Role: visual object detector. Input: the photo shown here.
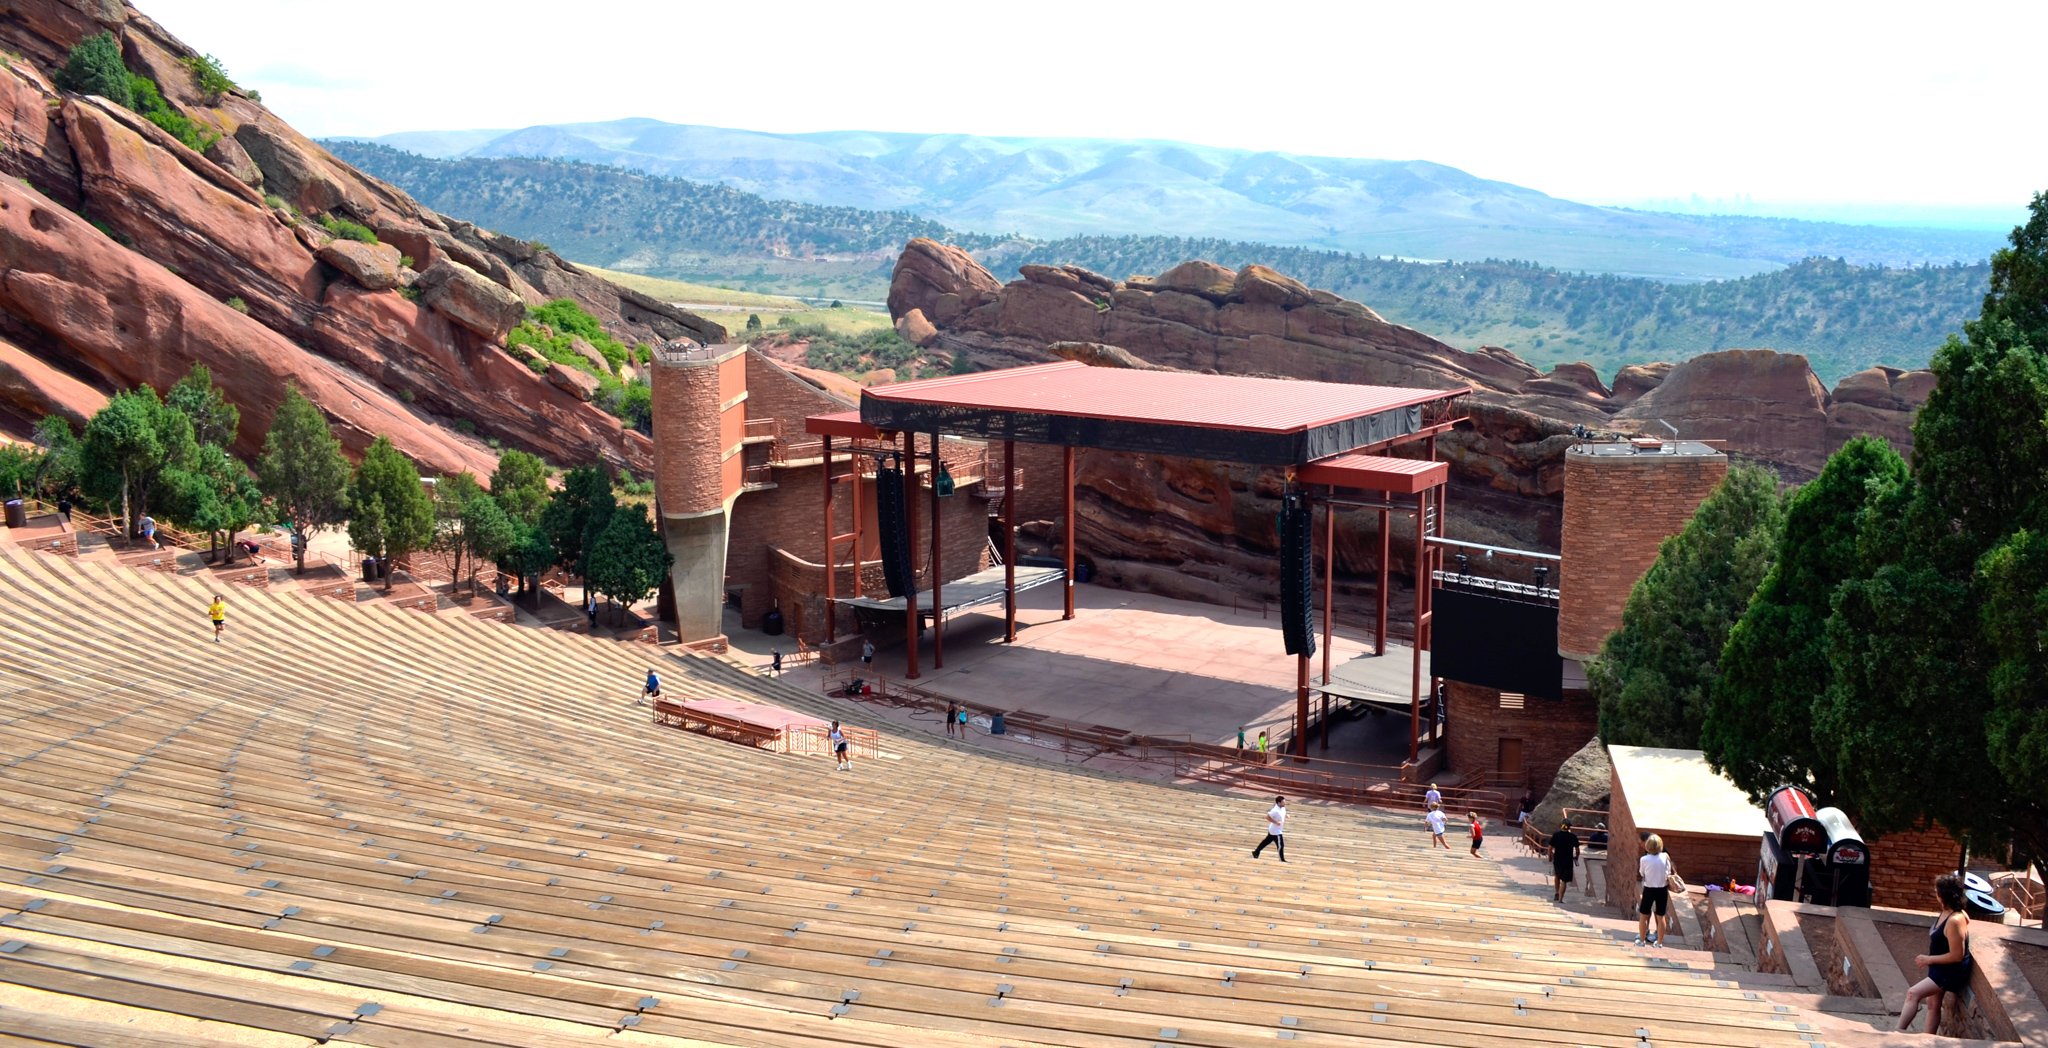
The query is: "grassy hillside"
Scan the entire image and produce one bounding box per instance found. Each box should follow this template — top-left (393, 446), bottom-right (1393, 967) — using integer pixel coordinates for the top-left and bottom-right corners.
top-left (575, 266), bottom-right (805, 308)
top-left (334, 142), bottom-right (1988, 384)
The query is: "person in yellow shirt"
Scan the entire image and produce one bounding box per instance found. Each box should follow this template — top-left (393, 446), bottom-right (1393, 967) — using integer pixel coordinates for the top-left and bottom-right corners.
top-left (208, 594), bottom-right (226, 643)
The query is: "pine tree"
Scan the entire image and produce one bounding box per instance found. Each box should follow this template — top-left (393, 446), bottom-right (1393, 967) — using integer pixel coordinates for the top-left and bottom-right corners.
top-left (1590, 464), bottom-right (1785, 748)
top-left (258, 387), bottom-right (351, 574)
top-left (53, 32), bottom-right (133, 109)
top-left (488, 449), bottom-right (551, 526)
top-left (80, 387), bottom-right (196, 540)
top-left (347, 437), bottom-right (435, 592)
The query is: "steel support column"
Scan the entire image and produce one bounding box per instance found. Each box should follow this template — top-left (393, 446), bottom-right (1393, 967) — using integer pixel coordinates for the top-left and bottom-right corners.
top-left (1409, 488), bottom-right (1427, 762)
top-left (930, 430), bottom-right (944, 670)
top-left (1321, 492), bottom-right (1335, 752)
top-left (1003, 439), bottom-right (1017, 643)
top-left (903, 430), bottom-right (920, 680)
top-left (1063, 445), bottom-right (1076, 621)
top-left (822, 435), bottom-right (835, 644)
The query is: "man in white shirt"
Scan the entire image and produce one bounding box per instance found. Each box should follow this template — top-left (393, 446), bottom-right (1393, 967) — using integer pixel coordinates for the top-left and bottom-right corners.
top-left (1251, 796), bottom-right (1288, 862)
top-left (1636, 833), bottom-right (1675, 947)
top-left (1426, 803), bottom-right (1449, 849)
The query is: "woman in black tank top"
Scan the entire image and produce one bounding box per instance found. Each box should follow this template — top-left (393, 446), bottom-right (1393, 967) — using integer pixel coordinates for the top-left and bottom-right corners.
top-left (1897, 873), bottom-right (1972, 1034)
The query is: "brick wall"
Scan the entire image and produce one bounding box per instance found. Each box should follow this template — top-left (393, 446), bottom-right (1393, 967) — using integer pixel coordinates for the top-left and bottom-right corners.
top-left (744, 349), bottom-right (848, 428)
top-left (1557, 445), bottom-right (1727, 659)
top-left (1442, 681), bottom-right (1597, 798)
top-left (651, 348), bottom-right (742, 515)
top-left (1866, 822), bottom-right (1960, 910)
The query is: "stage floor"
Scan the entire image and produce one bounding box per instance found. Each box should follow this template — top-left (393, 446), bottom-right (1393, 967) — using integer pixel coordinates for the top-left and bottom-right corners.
top-left (826, 581), bottom-right (1420, 751)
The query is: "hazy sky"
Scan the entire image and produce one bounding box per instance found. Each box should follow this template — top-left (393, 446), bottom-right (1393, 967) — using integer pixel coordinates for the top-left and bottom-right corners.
top-left (147, 0), bottom-right (2044, 215)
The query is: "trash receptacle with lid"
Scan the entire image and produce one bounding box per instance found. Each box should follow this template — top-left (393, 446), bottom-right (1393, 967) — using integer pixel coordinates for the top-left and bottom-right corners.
top-left (3, 499), bottom-right (24, 529)
top-left (990, 713), bottom-right (1006, 735)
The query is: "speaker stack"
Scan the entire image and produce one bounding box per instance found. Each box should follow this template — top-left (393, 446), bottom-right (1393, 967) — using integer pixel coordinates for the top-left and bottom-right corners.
top-left (875, 457), bottom-right (913, 599)
top-left (1279, 492), bottom-right (1315, 657)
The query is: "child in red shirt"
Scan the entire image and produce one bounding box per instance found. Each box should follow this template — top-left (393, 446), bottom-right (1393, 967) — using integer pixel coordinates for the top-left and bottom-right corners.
top-left (1468, 812), bottom-right (1485, 857)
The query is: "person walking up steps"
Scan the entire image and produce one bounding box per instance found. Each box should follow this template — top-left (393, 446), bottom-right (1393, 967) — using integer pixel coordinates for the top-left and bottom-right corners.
top-left (1426, 802), bottom-right (1449, 849)
top-left (1898, 873), bottom-right (1973, 1034)
top-left (1424, 782), bottom-right (1442, 808)
top-left (207, 593), bottom-right (226, 643)
top-left (1468, 812), bottom-right (1486, 857)
top-left (1550, 818), bottom-right (1580, 901)
top-left (1251, 796), bottom-right (1287, 862)
top-left (861, 638), bottom-right (874, 667)
top-left (641, 668), bottom-right (661, 706)
top-left (1636, 833), bottom-right (1676, 947)
top-left (770, 649), bottom-right (783, 676)
top-left (829, 720), bottom-right (851, 771)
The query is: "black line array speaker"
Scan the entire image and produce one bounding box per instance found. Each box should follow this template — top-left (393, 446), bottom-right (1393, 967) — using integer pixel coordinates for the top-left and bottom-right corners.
top-left (875, 459), bottom-right (913, 598)
top-left (1279, 493), bottom-right (1315, 657)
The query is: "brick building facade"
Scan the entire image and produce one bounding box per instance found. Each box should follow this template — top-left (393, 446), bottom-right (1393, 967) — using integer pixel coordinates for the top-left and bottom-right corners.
top-left (1604, 747), bottom-right (1768, 914)
top-left (1442, 681), bottom-right (1599, 798)
top-left (1557, 441), bottom-right (1728, 660)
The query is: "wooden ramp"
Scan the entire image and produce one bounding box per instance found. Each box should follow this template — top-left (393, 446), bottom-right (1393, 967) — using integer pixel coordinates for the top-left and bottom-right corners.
top-left (0, 539), bottom-right (1901, 1046)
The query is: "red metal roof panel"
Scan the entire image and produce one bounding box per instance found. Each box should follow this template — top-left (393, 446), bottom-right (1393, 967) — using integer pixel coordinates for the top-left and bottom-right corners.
top-left (1297, 453), bottom-right (1449, 494)
top-left (864, 361), bottom-right (1461, 434)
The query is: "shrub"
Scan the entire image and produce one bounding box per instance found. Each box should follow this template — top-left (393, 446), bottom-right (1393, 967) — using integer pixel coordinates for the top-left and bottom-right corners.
top-left (486, 437), bottom-right (503, 450)
top-left (399, 254), bottom-right (415, 269)
top-left (619, 379), bottom-right (653, 433)
top-left (398, 285), bottom-right (422, 303)
top-left (263, 193), bottom-right (287, 211)
top-left (125, 74), bottom-right (217, 153)
top-left (318, 214), bottom-right (378, 244)
top-left (745, 313), bottom-right (763, 332)
top-left (54, 33), bottom-right (131, 108)
top-left (180, 53), bottom-right (235, 102)
top-left (397, 388), bottom-right (415, 403)
top-left (453, 419), bottom-right (476, 435)
top-left (225, 296), bottom-right (248, 314)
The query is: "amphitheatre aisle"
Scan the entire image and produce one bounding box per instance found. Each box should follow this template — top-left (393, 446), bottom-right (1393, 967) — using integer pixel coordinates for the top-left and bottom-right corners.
top-left (0, 540), bottom-right (1916, 1046)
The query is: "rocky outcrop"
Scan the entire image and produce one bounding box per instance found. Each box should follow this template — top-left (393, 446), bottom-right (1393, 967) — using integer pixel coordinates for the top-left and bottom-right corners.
top-left (894, 238), bottom-right (1937, 605)
top-left (0, 3), bottom-right (721, 480)
top-left (1531, 736), bottom-right (1612, 833)
top-left (414, 259), bottom-right (525, 341)
top-left (318, 239), bottom-right (403, 291)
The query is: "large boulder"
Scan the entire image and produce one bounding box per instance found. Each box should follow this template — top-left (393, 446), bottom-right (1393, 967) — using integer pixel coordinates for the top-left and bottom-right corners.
top-left (895, 308), bottom-right (939, 348)
top-left (545, 361), bottom-right (600, 401)
top-left (415, 258), bottom-right (526, 341)
top-left (1157, 260), bottom-right (1237, 301)
top-left (887, 237), bottom-right (1002, 323)
top-left (318, 239), bottom-right (403, 291)
top-left (233, 120), bottom-right (351, 215)
top-left (1530, 736), bottom-right (1613, 835)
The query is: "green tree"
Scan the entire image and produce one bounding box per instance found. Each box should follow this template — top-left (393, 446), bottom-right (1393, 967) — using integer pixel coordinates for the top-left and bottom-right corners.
top-left (488, 449), bottom-right (552, 526)
top-left (258, 386), bottom-right (351, 574)
top-left (347, 437), bottom-right (435, 592)
top-left (584, 502), bottom-right (671, 623)
top-left (495, 521), bottom-right (556, 606)
top-left (165, 444), bottom-right (262, 562)
top-left (1590, 463), bottom-right (1785, 748)
top-left (1703, 436), bottom-right (1908, 801)
top-left (31, 415), bottom-right (82, 499)
top-left (459, 495), bottom-right (516, 596)
top-left (53, 32), bottom-right (132, 108)
top-left (539, 464), bottom-right (614, 578)
top-left (618, 380), bottom-right (654, 434)
top-left (166, 364), bottom-right (240, 448)
top-left (745, 313), bottom-right (763, 332)
top-left (0, 443), bottom-right (38, 499)
top-left (80, 387), bottom-right (197, 539)
top-left (1767, 190), bottom-right (2048, 862)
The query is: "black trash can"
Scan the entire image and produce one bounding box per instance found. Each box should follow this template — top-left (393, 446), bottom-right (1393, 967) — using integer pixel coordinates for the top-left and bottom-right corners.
top-left (362, 557), bottom-right (376, 582)
top-left (762, 607), bottom-right (784, 636)
top-left (3, 499), bottom-right (24, 529)
top-left (989, 713), bottom-right (1006, 735)
top-left (1963, 888), bottom-right (2006, 922)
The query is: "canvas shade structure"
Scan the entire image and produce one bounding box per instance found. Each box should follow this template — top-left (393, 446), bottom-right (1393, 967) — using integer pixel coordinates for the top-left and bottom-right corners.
top-left (808, 362), bottom-right (1470, 761)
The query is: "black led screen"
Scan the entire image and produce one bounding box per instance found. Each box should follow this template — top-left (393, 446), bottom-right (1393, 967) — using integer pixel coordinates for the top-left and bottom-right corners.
top-left (1431, 587), bottom-right (1562, 699)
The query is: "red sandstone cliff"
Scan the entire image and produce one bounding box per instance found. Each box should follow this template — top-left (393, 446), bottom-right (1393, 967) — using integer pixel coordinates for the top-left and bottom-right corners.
top-left (0, 0), bottom-right (723, 478)
top-left (893, 238), bottom-right (1935, 603)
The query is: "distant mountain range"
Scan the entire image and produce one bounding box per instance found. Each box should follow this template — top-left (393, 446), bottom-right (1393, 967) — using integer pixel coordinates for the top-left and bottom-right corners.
top-left (326, 142), bottom-right (1988, 385)
top-left (344, 119), bottom-right (2002, 283)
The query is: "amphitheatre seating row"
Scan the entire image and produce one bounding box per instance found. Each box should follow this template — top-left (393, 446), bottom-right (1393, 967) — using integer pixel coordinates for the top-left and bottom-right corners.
top-left (0, 539), bottom-right (1873, 1046)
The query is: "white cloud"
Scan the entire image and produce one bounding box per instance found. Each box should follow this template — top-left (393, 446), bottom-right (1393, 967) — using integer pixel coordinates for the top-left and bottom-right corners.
top-left (145, 0), bottom-right (2047, 210)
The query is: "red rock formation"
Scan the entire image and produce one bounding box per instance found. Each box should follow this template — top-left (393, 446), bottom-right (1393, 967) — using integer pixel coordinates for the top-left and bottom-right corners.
top-left (0, 2), bottom-right (724, 482)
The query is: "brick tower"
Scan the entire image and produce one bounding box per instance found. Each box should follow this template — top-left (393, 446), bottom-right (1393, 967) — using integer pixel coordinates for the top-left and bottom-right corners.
top-left (649, 341), bottom-right (749, 645)
top-left (1556, 439), bottom-right (1728, 662)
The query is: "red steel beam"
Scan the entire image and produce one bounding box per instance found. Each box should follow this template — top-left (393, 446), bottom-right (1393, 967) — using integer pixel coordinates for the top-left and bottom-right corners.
top-left (1004, 439), bottom-right (1017, 643)
top-left (903, 429), bottom-right (920, 680)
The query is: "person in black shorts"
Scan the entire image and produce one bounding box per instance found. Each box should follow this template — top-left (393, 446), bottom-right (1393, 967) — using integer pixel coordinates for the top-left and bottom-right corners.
top-left (1897, 873), bottom-right (1973, 1033)
top-left (1636, 833), bottom-right (1674, 947)
top-left (1549, 818), bottom-right (1580, 902)
top-left (830, 720), bottom-right (851, 772)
